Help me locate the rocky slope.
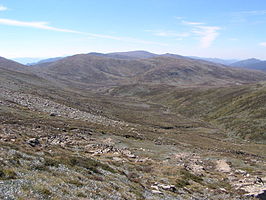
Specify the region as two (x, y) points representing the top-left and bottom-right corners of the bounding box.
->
(1, 79), (265, 199)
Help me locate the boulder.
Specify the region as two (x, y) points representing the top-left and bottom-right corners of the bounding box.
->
(27, 138), (40, 147)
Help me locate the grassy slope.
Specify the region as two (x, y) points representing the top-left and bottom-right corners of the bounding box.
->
(109, 82), (266, 142)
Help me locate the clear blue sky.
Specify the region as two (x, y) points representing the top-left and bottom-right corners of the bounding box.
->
(0, 0), (266, 60)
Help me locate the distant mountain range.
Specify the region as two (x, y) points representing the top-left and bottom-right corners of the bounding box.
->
(27, 51), (266, 88)
(87, 51), (186, 60)
(4, 50), (266, 89)
(12, 57), (43, 65)
(189, 56), (239, 65)
(12, 51), (266, 73)
(28, 57), (64, 66)
(230, 58), (266, 72)
(230, 58), (261, 67)
(11, 57), (64, 65)
(12, 51), (229, 65)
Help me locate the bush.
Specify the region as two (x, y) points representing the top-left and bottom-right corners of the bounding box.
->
(175, 169), (203, 188)
(63, 156), (116, 174)
(0, 168), (17, 180)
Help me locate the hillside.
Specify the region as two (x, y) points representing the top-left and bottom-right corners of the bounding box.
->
(32, 53), (266, 89)
(247, 60), (266, 71)
(243, 60), (266, 72)
(32, 54), (155, 87)
(231, 58), (262, 67)
(109, 82), (266, 142)
(0, 56), (29, 73)
(230, 58), (266, 71)
(32, 51), (234, 64)
(135, 56), (266, 85)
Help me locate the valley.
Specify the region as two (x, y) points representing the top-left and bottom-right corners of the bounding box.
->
(0, 52), (266, 199)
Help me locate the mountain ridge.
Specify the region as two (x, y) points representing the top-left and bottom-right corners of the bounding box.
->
(230, 58), (266, 72)
(30, 53), (266, 89)
(230, 58), (262, 67)
(12, 51), (266, 68)
(0, 56), (29, 73)
(28, 51), (228, 65)
(189, 56), (239, 65)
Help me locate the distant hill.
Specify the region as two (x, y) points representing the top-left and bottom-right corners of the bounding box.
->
(32, 54), (155, 86)
(32, 53), (266, 88)
(86, 51), (185, 61)
(230, 58), (262, 67)
(190, 56), (238, 65)
(87, 52), (139, 60)
(29, 51), (237, 66)
(86, 50), (159, 60)
(245, 61), (266, 71)
(12, 57), (43, 65)
(161, 53), (185, 59)
(135, 56), (266, 85)
(29, 51), (158, 67)
(29, 57), (64, 66)
(107, 50), (158, 59)
(230, 58), (266, 72)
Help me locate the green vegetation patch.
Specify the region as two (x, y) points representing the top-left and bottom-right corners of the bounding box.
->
(175, 169), (203, 188)
(61, 155), (116, 174)
(0, 168), (17, 180)
(206, 180), (232, 191)
(34, 184), (52, 197)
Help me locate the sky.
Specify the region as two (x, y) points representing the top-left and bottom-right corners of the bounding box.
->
(0, 0), (266, 60)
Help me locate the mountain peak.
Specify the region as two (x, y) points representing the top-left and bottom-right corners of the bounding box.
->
(108, 50), (158, 59)
(231, 58), (262, 67)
